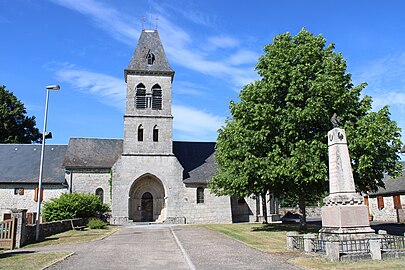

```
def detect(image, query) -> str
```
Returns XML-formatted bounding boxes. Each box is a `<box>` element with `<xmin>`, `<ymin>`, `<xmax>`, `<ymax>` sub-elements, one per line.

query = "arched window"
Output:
<box><xmin>153</xmin><ymin>125</ymin><xmax>159</xmax><ymax>142</ymax></box>
<box><xmin>135</xmin><ymin>83</ymin><xmax>146</xmax><ymax>109</ymax></box>
<box><xmin>146</xmin><ymin>49</ymin><xmax>155</xmax><ymax>65</ymax></box>
<box><xmin>197</xmin><ymin>187</ymin><xmax>204</xmax><ymax>204</ymax></box>
<box><xmin>96</xmin><ymin>188</ymin><xmax>104</xmax><ymax>203</ymax></box>
<box><xmin>138</xmin><ymin>125</ymin><xmax>144</xmax><ymax>141</ymax></box>
<box><xmin>152</xmin><ymin>84</ymin><xmax>162</xmax><ymax>110</ymax></box>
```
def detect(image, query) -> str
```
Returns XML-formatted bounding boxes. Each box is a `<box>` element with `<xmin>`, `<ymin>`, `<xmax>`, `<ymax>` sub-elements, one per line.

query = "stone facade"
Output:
<box><xmin>0</xmin><ymin>184</ymin><xmax>66</xmax><ymax>221</ymax></box>
<box><xmin>368</xmin><ymin>195</ymin><xmax>405</xmax><ymax>223</ymax></box>
<box><xmin>182</xmin><ymin>185</ymin><xmax>232</xmax><ymax>224</ymax></box>
<box><xmin>112</xmin><ymin>155</ymin><xmax>185</xmax><ymax>224</ymax></box>
<box><xmin>68</xmin><ymin>169</ymin><xmax>111</xmax><ymax>205</ymax></box>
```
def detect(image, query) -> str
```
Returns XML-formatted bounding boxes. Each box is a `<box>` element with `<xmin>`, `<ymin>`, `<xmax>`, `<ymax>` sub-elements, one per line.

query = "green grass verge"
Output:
<box><xmin>0</xmin><ymin>252</ymin><xmax>70</xmax><ymax>270</ymax></box>
<box><xmin>25</xmin><ymin>225</ymin><xmax>119</xmax><ymax>248</ymax></box>
<box><xmin>291</xmin><ymin>256</ymin><xmax>405</xmax><ymax>270</ymax></box>
<box><xmin>202</xmin><ymin>223</ymin><xmax>405</xmax><ymax>270</ymax></box>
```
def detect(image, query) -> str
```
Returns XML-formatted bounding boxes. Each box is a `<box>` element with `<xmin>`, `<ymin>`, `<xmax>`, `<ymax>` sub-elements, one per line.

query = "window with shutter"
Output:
<box><xmin>34</xmin><ymin>187</ymin><xmax>44</xmax><ymax>202</ymax></box>
<box><xmin>377</xmin><ymin>196</ymin><xmax>384</xmax><ymax>210</ymax></box>
<box><xmin>135</xmin><ymin>83</ymin><xmax>147</xmax><ymax>109</ymax></box>
<box><xmin>393</xmin><ymin>195</ymin><xmax>402</xmax><ymax>209</ymax></box>
<box><xmin>152</xmin><ymin>84</ymin><xmax>162</xmax><ymax>110</ymax></box>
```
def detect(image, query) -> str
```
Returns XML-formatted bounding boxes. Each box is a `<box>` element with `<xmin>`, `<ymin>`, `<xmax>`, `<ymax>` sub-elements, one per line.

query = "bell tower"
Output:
<box><xmin>123</xmin><ymin>30</ymin><xmax>175</xmax><ymax>155</ymax></box>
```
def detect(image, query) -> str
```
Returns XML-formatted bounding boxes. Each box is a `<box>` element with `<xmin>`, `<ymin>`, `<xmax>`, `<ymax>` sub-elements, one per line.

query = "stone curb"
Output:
<box><xmin>42</xmin><ymin>252</ymin><xmax>75</xmax><ymax>270</ymax></box>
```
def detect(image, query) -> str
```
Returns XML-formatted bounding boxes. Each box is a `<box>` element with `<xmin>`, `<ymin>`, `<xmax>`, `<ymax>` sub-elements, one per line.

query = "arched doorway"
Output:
<box><xmin>128</xmin><ymin>174</ymin><xmax>166</xmax><ymax>222</ymax></box>
<box><xmin>141</xmin><ymin>192</ymin><xmax>153</xmax><ymax>221</ymax></box>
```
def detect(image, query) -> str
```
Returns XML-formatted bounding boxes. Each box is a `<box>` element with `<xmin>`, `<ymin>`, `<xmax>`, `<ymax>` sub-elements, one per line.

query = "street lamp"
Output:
<box><xmin>35</xmin><ymin>84</ymin><xmax>60</xmax><ymax>241</ymax></box>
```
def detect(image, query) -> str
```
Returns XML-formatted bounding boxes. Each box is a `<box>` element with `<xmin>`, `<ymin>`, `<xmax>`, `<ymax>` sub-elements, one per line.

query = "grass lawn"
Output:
<box><xmin>25</xmin><ymin>225</ymin><xmax>119</xmax><ymax>248</ymax></box>
<box><xmin>202</xmin><ymin>223</ymin><xmax>405</xmax><ymax>270</ymax></box>
<box><xmin>0</xmin><ymin>252</ymin><xmax>71</xmax><ymax>270</ymax></box>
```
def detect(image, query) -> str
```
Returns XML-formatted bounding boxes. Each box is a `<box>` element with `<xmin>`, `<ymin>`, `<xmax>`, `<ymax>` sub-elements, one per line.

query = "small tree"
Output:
<box><xmin>0</xmin><ymin>85</ymin><xmax>41</xmax><ymax>143</ymax></box>
<box><xmin>42</xmin><ymin>193</ymin><xmax>110</xmax><ymax>222</ymax></box>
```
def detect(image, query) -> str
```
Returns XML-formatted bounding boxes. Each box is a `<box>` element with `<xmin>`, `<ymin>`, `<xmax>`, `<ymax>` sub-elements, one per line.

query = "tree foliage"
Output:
<box><xmin>210</xmin><ymin>29</ymin><xmax>402</xmax><ymax>228</ymax></box>
<box><xmin>0</xmin><ymin>85</ymin><xmax>41</xmax><ymax>143</ymax></box>
<box><xmin>42</xmin><ymin>193</ymin><xmax>110</xmax><ymax>222</ymax></box>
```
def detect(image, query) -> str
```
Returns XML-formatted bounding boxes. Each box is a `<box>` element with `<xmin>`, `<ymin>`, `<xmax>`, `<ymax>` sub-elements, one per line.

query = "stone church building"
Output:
<box><xmin>0</xmin><ymin>30</ymin><xmax>275</xmax><ymax>224</ymax></box>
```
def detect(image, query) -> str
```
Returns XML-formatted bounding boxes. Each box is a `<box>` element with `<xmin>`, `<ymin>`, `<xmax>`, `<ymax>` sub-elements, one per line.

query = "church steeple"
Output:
<box><xmin>124</xmin><ymin>30</ymin><xmax>174</xmax><ymax>82</ymax></box>
<box><xmin>123</xmin><ymin>30</ymin><xmax>174</xmax><ymax>155</ymax></box>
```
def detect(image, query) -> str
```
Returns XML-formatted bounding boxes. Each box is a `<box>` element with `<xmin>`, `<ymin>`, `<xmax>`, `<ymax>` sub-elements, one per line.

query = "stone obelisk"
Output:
<box><xmin>320</xmin><ymin>123</ymin><xmax>375</xmax><ymax>240</ymax></box>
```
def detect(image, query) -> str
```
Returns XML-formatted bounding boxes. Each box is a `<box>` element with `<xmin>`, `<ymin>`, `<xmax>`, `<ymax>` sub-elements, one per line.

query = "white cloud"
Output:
<box><xmin>173</xmin><ymin>104</ymin><xmax>223</xmax><ymax>141</ymax></box>
<box><xmin>227</xmin><ymin>50</ymin><xmax>260</xmax><ymax>66</ymax></box>
<box><xmin>55</xmin><ymin>65</ymin><xmax>126</xmax><ymax>110</ymax></box>
<box><xmin>372</xmin><ymin>91</ymin><xmax>405</xmax><ymax>109</ymax></box>
<box><xmin>208</xmin><ymin>36</ymin><xmax>239</xmax><ymax>49</ymax></box>
<box><xmin>50</xmin><ymin>0</ymin><xmax>138</xmax><ymax>45</ymax></box>
<box><xmin>50</xmin><ymin>0</ymin><xmax>258</xmax><ymax>89</ymax></box>
<box><xmin>353</xmin><ymin>53</ymin><xmax>405</xmax><ymax>110</ymax></box>
<box><xmin>173</xmin><ymin>81</ymin><xmax>205</xmax><ymax>96</ymax></box>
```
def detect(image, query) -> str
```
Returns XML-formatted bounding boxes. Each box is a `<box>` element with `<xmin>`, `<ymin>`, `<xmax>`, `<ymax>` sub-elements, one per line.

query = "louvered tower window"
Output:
<box><xmin>152</xmin><ymin>84</ymin><xmax>162</xmax><ymax>110</ymax></box>
<box><xmin>135</xmin><ymin>83</ymin><xmax>147</xmax><ymax>109</ymax></box>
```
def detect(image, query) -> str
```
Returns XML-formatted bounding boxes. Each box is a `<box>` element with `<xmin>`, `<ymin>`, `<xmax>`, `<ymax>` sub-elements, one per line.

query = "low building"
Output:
<box><xmin>0</xmin><ymin>144</ymin><xmax>68</xmax><ymax>222</ymax></box>
<box><xmin>367</xmin><ymin>158</ymin><xmax>405</xmax><ymax>223</ymax></box>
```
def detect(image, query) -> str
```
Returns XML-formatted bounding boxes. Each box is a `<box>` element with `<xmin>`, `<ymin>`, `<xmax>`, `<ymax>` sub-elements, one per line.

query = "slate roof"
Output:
<box><xmin>63</xmin><ymin>138</ymin><xmax>123</xmax><ymax>169</ymax></box>
<box><xmin>0</xmin><ymin>144</ymin><xmax>67</xmax><ymax>184</ymax></box>
<box><xmin>402</xmin><ymin>145</ymin><xmax>405</xmax><ymax>153</ymax></box>
<box><xmin>125</xmin><ymin>30</ymin><xmax>174</xmax><ymax>81</ymax></box>
<box><xmin>370</xmin><ymin>162</ymin><xmax>405</xmax><ymax>196</ymax></box>
<box><xmin>173</xmin><ymin>141</ymin><xmax>217</xmax><ymax>185</ymax></box>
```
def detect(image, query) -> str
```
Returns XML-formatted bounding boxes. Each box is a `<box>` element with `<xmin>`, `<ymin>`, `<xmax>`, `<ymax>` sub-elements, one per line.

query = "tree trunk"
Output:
<box><xmin>298</xmin><ymin>193</ymin><xmax>307</xmax><ymax>231</ymax></box>
<box><xmin>261</xmin><ymin>192</ymin><xmax>268</xmax><ymax>224</ymax></box>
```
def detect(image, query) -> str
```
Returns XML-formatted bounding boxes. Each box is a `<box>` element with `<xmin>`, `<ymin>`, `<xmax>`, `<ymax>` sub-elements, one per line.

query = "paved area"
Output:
<box><xmin>22</xmin><ymin>225</ymin><xmax>300</xmax><ymax>270</ymax></box>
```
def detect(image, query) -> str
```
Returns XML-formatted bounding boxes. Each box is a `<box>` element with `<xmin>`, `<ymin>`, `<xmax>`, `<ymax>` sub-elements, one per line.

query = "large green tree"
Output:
<box><xmin>0</xmin><ymin>85</ymin><xmax>41</xmax><ymax>143</ymax></box>
<box><xmin>210</xmin><ymin>29</ymin><xmax>402</xmax><ymax>229</ymax></box>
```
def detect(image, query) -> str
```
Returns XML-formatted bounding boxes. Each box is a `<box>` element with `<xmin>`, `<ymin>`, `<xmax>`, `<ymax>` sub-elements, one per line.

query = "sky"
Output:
<box><xmin>1</xmin><ymin>0</ymin><xmax>404</xmax><ymax>150</ymax></box>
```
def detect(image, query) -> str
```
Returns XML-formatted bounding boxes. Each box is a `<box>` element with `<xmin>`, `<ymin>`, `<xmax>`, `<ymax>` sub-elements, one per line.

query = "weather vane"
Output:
<box><xmin>155</xmin><ymin>16</ymin><xmax>159</xmax><ymax>30</ymax></box>
<box><xmin>141</xmin><ymin>17</ymin><xmax>146</xmax><ymax>30</ymax></box>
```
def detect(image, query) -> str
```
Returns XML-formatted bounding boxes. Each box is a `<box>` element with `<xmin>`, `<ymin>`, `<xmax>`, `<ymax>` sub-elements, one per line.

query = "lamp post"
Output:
<box><xmin>35</xmin><ymin>84</ymin><xmax>60</xmax><ymax>241</ymax></box>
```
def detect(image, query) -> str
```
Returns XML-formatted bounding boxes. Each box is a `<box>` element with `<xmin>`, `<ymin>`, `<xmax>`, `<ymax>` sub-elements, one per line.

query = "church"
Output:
<box><xmin>0</xmin><ymin>30</ymin><xmax>281</xmax><ymax>224</ymax></box>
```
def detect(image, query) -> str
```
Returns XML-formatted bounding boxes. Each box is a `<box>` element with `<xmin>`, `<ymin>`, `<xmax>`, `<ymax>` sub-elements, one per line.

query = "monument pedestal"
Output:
<box><xmin>320</xmin><ymin>203</ymin><xmax>375</xmax><ymax>240</ymax></box>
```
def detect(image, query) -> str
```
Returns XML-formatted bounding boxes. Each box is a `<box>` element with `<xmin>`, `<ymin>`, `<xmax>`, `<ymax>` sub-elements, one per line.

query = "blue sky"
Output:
<box><xmin>1</xmin><ymin>0</ymin><xmax>404</xmax><ymax>149</ymax></box>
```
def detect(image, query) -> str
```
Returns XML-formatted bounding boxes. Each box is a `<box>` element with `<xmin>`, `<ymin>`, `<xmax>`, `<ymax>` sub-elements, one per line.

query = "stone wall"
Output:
<box><xmin>0</xmin><ymin>184</ymin><xmax>66</xmax><ymax>221</ymax></box>
<box><xmin>70</xmin><ymin>169</ymin><xmax>111</xmax><ymax>205</ymax></box>
<box><xmin>22</xmin><ymin>218</ymin><xmax>86</xmax><ymax>246</ymax></box>
<box><xmin>231</xmin><ymin>196</ymin><xmax>258</xmax><ymax>223</ymax></box>
<box><xmin>182</xmin><ymin>186</ymin><xmax>232</xmax><ymax>224</ymax></box>
<box><xmin>279</xmin><ymin>206</ymin><xmax>322</xmax><ymax>218</ymax></box>
<box><xmin>369</xmin><ymin>194</ymin><xmax>405</xmax><ymax>223</ymax></box>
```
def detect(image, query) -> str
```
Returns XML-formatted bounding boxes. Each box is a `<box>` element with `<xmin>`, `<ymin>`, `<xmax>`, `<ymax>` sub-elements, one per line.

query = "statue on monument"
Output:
<box><xmin>330</xmin><ymin>113</ymin><xmax>342</xmax><ymax>128</ymax></box>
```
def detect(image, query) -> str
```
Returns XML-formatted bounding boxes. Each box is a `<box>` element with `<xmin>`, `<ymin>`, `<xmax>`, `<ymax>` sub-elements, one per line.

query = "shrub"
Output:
<box><xmin>43</xmin><ymin>193</ymin><xmax>110</xmax><ymax>222</ymax></box>
<box><xmin>87</xmin><ymin>218</ymin><xmax>107</xmax><ymax>229</ymax></box>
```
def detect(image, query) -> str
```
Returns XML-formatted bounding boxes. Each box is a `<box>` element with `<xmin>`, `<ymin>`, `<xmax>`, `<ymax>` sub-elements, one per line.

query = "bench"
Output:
<box><xmin>70</xmin><ymin>220</ymin><xmax>86</xmax><ymax>231</ymax></box>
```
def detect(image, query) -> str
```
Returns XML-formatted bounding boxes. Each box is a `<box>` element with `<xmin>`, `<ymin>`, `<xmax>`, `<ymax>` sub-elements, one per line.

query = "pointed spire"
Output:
<box><xmin>124</xmin><ymin>30</ymin><xmax>174</xmax><ymax>82</ymax></box>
